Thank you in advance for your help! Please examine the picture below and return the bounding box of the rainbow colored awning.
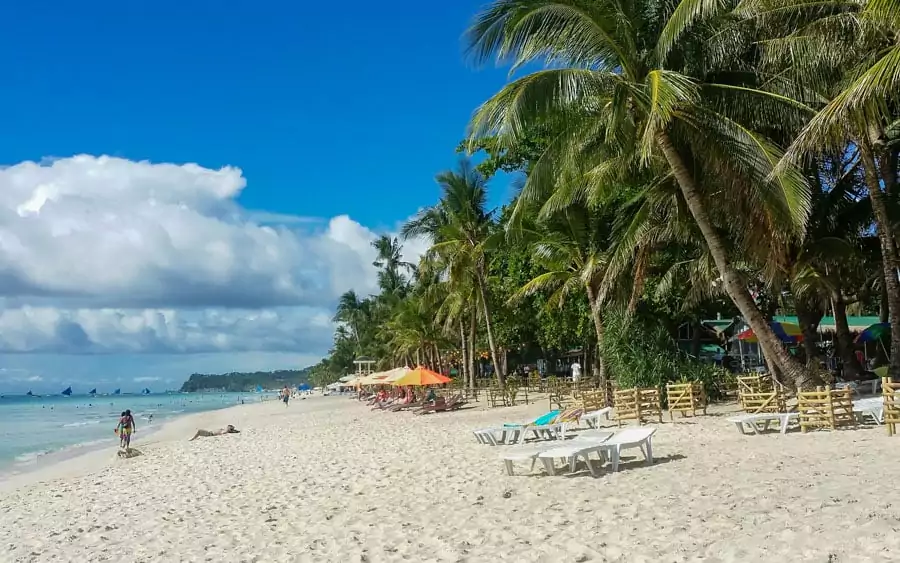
[737,322,803,343]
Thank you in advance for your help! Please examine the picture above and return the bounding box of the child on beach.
[115,410,136,450]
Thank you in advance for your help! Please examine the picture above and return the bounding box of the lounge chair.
[534,431,615,475]
[581,407,612,429]
[853,397,884,425]
[727,412,799,435]
[500,444,555,476]
[547,426,657,476]
[371,399,397,411]
[503,408,583,444]
[499,430,614,475]
[415,395,466,415]
[386,397,425,412]
[474,428,503,446]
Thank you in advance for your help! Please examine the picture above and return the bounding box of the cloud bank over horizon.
[0,155,425,391]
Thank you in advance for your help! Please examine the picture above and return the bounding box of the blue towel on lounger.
[503,410,560,427]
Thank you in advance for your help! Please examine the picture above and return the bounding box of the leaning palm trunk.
[658,132,815,389]
[475,268,505,388]
[859,141,900,378]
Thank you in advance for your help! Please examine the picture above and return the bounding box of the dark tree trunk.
[459,318,468,384]
[795,299,823,367]
[585,285,607,389]
[831,289,864,380]
[468,312,477,389]
[690,316,703,358]
[475,267,504,388]
[859,140,900,378]
[658,132,815,388]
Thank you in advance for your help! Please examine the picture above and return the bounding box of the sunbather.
[190,425,240,440]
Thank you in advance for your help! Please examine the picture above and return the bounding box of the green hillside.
[179,368,312,392]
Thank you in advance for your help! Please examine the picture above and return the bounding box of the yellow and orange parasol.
[391,366,451,387]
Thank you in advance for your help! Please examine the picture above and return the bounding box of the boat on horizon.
[61,386,73,396]
[88,388,97,395]
[141,388,151,395]
[113,388,121,395]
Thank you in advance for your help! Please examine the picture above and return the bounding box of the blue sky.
[0,0,520,393]
[0,0,515,226]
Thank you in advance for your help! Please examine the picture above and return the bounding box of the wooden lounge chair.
[415,395,466,414]
[388,399,425,412]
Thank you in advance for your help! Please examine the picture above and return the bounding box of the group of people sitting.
[366,386,437,409]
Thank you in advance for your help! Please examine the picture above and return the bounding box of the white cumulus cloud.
[0,155,426,357]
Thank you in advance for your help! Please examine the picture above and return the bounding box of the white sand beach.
[2,396,899,562]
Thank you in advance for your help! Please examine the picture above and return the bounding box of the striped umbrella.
[737,322,803,343]
[854,322,890,344]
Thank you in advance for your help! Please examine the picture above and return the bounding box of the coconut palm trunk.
[475,269,505,388]
[831,289,863,380]
[585,285,607,388]
[658,132,815,388]
[468,312,477,388]
[795,300,822,366]
[858,142,900,378]
[459,318,469,384]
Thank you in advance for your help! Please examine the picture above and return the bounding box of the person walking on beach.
[115,409,136,450]
[571,360,582,383]
[281,386,290,407]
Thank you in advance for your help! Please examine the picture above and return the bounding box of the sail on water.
[61,386,73,396]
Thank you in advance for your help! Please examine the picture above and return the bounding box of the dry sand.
[1,395,899,562]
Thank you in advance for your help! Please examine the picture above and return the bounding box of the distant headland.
[179,368,312,392]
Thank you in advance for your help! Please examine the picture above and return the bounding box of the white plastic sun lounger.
[499,430,613,475]
[539,427,656,476]
[500,444,559,476]
[580,407,612,429]
[505,421,570,444]
[852,397,884,424]
[727,412,798,435]
[533,432,614,475]
[474,428,502,445]
[474,427,526,445]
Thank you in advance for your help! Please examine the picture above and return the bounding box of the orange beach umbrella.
[391,366,451,387]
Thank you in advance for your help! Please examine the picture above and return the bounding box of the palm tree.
[465,0,818,386]
[403,160,506,387]
[512,202,615,385]
[333,290,366,349]
[730,0,900,377]
[372,235,413,295]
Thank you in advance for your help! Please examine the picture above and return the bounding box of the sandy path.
[1,396,898,562]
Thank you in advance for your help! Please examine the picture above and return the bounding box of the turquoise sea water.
[0,392,257,476]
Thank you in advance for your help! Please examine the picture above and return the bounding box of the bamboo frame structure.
[797,386,855,432]
[737,374,773,410]
[614,387,662,426]
[666,381,707,420]
[883,377,900,437]
[581,389,607,413]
